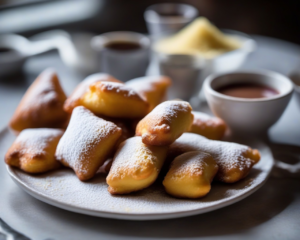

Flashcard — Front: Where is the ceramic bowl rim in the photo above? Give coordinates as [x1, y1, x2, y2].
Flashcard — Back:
[91, 31, 150, 51]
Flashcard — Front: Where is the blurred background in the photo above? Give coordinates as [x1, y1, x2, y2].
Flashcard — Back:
[1, 0, 300, 129]
[0, 0, 299, 44]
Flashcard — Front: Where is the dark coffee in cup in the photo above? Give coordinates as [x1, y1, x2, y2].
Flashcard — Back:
[0, 48, 12, 53]
[104, 42, 141, 51]
[91, 31, 150, 81]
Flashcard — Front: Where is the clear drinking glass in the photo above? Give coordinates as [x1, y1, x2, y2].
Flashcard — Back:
[156, 52, 206, 101]
[144, 3, 198, 41]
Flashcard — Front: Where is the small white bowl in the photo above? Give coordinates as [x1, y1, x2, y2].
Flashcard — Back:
[91, 31, 150, 81]
[204, 70, 294, 135]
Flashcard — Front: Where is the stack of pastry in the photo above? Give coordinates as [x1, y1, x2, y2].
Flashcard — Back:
[5, 69, 260, 199]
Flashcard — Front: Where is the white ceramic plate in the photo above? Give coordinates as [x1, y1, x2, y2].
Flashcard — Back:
[4, 129, 274, 221]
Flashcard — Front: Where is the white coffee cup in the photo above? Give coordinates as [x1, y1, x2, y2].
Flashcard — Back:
[91, 31, 150, 81]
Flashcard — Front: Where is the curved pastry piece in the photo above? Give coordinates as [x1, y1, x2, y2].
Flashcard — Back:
[5, 128, 63, 173]
[188, 111, 227, 140]
[168, 133, 260, 183]
[9, 69, 68, 133]
[81, 81, 149, 118]
[126, 76, 172, 111]
[55, 106, 122, 181]
[136, 100, 193, 146]
[64, 73, 121, 113]
[107, 136, 168, 194]
[163, 151, 218, 198]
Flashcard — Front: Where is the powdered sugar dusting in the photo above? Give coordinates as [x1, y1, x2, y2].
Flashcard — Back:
[98, 82, 137, 98]
[109, 137, 159, 179]
[55, 106, 120, 175]
[170, 151, 213, 178]
[14, 128, 64, 155]
[147, 100, 191, 126]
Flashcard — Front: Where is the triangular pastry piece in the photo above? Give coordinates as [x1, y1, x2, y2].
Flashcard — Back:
[5, 128, 63, 173]
[9, 69, 68, 133]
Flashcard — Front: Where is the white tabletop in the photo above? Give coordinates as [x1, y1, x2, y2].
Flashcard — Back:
[0, 35, 300, 240]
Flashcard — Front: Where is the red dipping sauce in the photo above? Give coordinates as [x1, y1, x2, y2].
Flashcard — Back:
[217, 83, 279, 99]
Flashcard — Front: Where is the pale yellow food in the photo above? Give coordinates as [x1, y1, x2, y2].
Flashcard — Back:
[55, 106, 122, 181]
[80, 81, 149, 118]
[126, 76, 172, 111]
[9, 69, 69, 133]
[107, 136, 168, 194]
[136, 100, 194, 146]
[5, 128, 63, 173]
[64, 73, 121, 113]
[154, 17, 241, 58]
[163, 151, 218, 198]
[167, 133, 260, 183]
[188, 111, 227, 140]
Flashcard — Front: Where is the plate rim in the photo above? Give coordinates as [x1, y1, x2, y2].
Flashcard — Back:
[6, 138, 274, 221]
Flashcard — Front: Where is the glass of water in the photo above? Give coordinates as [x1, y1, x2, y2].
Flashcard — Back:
[144, 3, 198, 41]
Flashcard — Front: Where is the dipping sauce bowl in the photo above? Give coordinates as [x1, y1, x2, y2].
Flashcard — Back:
[204, 70, 294, 135]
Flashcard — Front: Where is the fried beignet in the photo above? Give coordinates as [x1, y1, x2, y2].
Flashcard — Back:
[5, 128, 63, 173]
[126, 76, 172, 111]
[163, 151, 218, 198]
[107, 136, 168, 194]
[188, 111, 227, 140]
[168, 133, 260, 183]
[55, 106, 122, 181]
[9, 69, 68, 133]
[81, 81, 149, 118]
[136, 100, 193, 146]
[64, 73, 121, 113]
